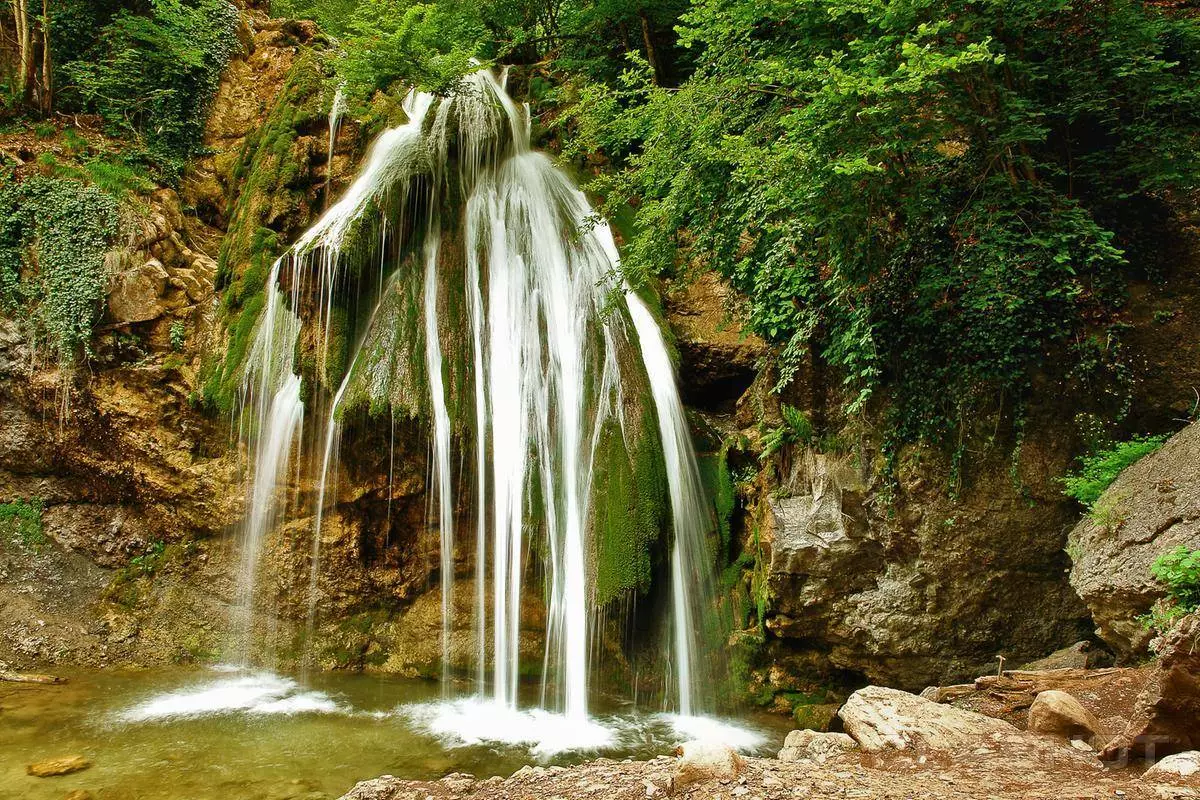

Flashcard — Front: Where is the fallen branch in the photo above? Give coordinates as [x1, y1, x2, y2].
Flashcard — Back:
[0, 670, 66, 684]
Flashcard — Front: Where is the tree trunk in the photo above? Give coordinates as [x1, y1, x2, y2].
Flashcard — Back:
[38, 0, 49, 113]
[11, 0, 32, 103]
[639, 11, 661, 86]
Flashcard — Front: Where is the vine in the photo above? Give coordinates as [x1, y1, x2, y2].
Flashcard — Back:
[0, 176, 120, 367]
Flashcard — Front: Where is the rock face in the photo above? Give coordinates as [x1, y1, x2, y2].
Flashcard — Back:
[839, 685, 1018, 753]
[761, 434, 1091, 691]
[663, 272, 766, 414]
[1027, 689, 1104, 744]
[1069, 422, 1200, 658]
[777, 729, 858, 764]
[1101, 614, 1200, 762]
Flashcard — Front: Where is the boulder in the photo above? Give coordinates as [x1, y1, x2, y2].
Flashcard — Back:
[107, 258, 170, 324]
[839, 685, 1017, 753]
[673, 741, 743, 789]
[1020, 641, 1104, 671]
[777, 729, 858, 764]
[1068, 422, 1200, 658]
[1143, 751, 1200, 783]
[1027, 690, 1104, 744]
[1101, 614, 1200, 762]
[26, 756, 91, 777]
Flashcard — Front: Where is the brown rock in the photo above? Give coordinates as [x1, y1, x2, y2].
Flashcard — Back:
[26, 756, 92, 777]
[777, 729, 858, 764]
[1027, 690, 1103, 744]
[1021, 641, 1103, 671]
[839, 686, 1017, 753]
[107, 258, 170, 324]
[1101, 614, 1200, 762]
[673, 740, 743, 789]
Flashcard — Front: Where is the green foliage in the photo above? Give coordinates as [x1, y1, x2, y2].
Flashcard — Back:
[1151, 546, 1200, 613]
[1062, 434, 1168, 508]
[760, 404, 813, 460]
[0, 498, 46, 551]
[169, 322, 187, 352]
[61, 0, 241, 177]
[563, 0, 1200, 447]
[0, 176, 120, 366]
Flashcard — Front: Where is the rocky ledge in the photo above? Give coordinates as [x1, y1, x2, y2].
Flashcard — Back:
[339, 678, 1200, 800]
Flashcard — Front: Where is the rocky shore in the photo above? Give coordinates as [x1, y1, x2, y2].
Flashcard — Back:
[339, 643, 1200, 800]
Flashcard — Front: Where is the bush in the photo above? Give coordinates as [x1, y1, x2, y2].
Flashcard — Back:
[1062, 434, 1169, 508]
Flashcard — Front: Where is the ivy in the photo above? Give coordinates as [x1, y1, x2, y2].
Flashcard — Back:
[0, 177, 120, 367]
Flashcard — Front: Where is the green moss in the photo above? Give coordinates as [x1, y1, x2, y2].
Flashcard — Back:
[0, 498, 45, 551]
[201, 52, 329, 412]
[589, 405, 670, 608]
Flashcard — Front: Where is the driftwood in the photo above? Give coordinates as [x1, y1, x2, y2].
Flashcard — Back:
[0, 670, 66, 685]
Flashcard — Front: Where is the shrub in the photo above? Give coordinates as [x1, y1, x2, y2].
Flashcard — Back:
[1151, 546, 1200, 613]
[169, 322, 187, 352]
[1062, 434, 1169, 508]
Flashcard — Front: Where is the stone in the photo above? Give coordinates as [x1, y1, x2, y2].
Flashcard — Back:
[777, 729, 858, 764]
[1027, 690, 1104, 744]
[1144, 751, 1200, 783]
[673, 741, 743, 789]
[63, 792, 95, 800]
[1102, 614, 1200, 763]
[107, 258, 170, 324]
[1021, 641, 1103, 671]
[1069, 422, 1200, 658]
[839, 686, 1018, 753]
[26, 756, 92, 777]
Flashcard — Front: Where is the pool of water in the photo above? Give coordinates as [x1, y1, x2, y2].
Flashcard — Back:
[0, 666, 789, 800]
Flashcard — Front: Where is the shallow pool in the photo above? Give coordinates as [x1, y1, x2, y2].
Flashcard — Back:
[0, 666, 787, 800]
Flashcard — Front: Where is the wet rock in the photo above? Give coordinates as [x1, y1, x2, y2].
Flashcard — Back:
[107, 259, 171, 324]
[839, 686, 1017, 753]
[673, 740, 743, 789]
[777, 729, 858, 764]
[26, 756, 92, 777]
[1027, 690, 1104, 744]
[1144, 751, 1200, 783]
[1102, 614, 1200, 762]
[1069, 422, 1200, 658]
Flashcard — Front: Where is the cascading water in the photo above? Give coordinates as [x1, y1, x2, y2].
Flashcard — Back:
[232, 260, 305, 665]
[232, 68, 729, 746]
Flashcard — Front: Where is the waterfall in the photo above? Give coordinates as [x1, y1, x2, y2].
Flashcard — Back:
[233, 68, 716, 726]
[233, 259, 305, 664]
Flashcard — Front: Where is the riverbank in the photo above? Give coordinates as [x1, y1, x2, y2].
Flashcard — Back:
[338, 750, 1173, 800]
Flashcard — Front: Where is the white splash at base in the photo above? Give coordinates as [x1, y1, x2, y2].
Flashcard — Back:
[400, 697, 617, 757]
[116, 669, 342, 723]
[661, 713, 769, 753]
